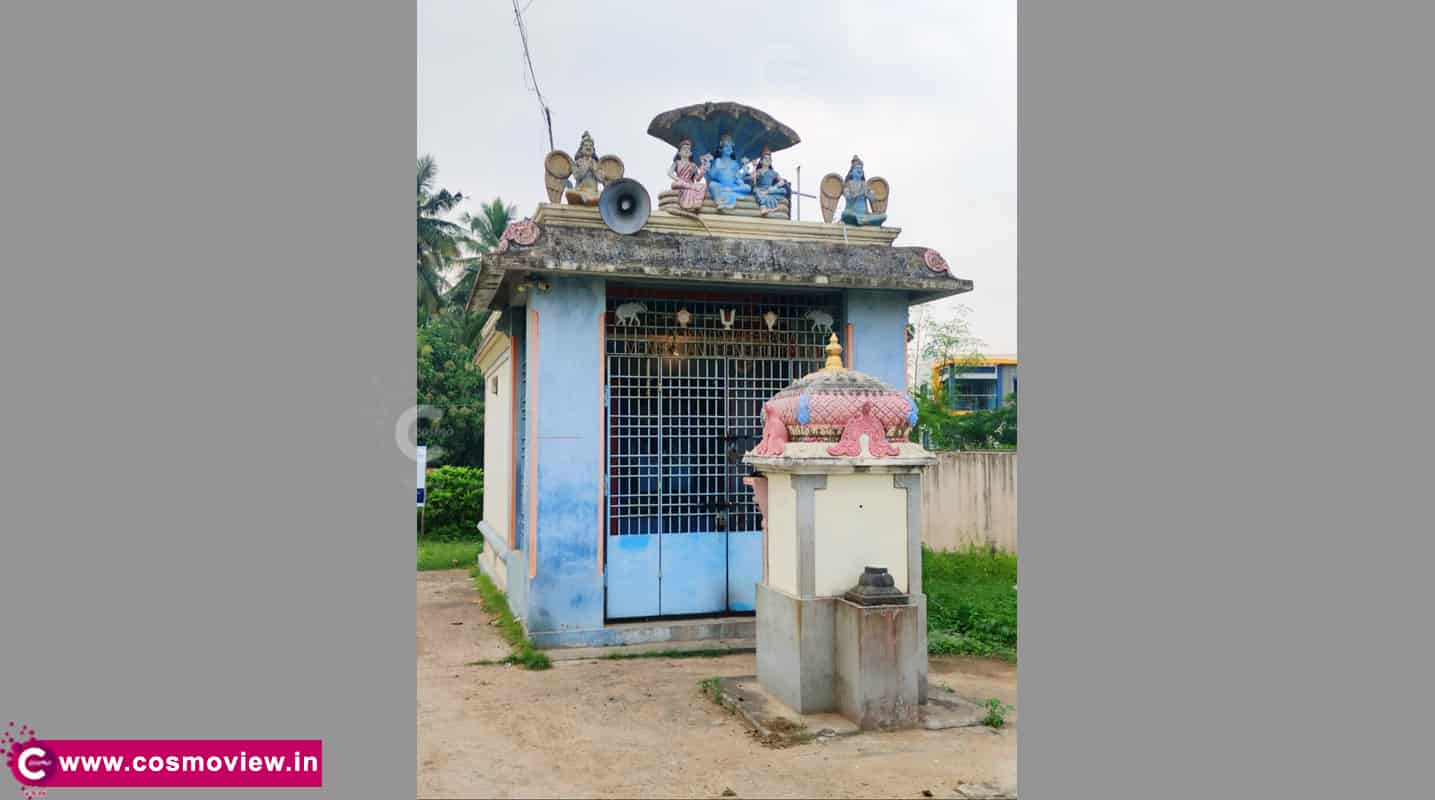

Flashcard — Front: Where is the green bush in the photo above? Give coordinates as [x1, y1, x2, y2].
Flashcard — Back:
[418, 466, 483, 540]
[923, 545, 1018, 661]
[909, 386, 1017, 451]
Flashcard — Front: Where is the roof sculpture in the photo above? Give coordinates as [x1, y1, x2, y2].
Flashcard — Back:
[646, 101, 801, 162]
[468, 100, 972, 314]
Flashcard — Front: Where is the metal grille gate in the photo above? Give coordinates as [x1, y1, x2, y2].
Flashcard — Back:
[604, 289, 838, 619]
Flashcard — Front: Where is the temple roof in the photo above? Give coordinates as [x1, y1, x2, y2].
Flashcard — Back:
[466, 205, 972, 312]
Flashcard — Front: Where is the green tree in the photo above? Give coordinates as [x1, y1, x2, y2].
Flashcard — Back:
[443, 198, 518, 340]
[909, 389, 1017, 451]
[920, 307, 984, 373]
[909, 304, 986, 403]
[416, 155, 471, 320]
[418, 314, 486, 467]
[465, 196, 517, 251]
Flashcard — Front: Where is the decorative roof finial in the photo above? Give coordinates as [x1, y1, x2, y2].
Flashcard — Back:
[823, 333, 845, 371]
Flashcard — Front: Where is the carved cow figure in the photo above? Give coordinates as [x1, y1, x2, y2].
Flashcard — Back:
[614, 302, 647, 326]
[803, 309, 834, 333]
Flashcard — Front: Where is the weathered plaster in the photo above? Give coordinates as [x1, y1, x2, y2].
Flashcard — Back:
[469, 218, 971, 313]
[524, 276, 607, 636]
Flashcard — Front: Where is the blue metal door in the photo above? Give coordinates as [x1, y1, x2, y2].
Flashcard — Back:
[604, 291, 834, 619]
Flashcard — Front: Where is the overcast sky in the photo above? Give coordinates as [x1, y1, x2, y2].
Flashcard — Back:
[418, 0, 1015, 353]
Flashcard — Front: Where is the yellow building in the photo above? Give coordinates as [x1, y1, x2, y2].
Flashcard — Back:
[929, 354, 1017, 414]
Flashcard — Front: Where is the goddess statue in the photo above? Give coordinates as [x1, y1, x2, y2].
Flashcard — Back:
[749, 147, 791, 216]
[667, 139, 709, 212]
[840, 155, 887, 226]
[705, 133, 754, 210]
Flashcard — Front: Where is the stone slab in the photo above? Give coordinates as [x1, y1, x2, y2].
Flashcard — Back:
[921, 684, 988, 730]
[744, 442, 936, 473]
[714, 676, 860, 748]
[714, 676, 992, 749]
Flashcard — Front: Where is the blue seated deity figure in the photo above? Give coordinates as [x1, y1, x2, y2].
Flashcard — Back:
[705, 133, 754, 210]
[840, 155, 887, 226]
[750, 147, 791, 216]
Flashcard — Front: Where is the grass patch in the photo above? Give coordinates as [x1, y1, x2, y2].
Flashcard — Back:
[698, 677, 724, 705]
[603, 648, 742, 661]
[924, 545, 1017, 662]
[981, 698, 1015, 728]
[470, 567, 551, 670]
[417, 536, 483, 571]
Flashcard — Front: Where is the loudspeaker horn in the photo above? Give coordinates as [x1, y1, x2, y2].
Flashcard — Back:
[598, 178, 651, 235]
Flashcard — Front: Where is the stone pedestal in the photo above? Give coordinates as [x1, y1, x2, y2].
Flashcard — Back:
[834, 598, 923, 729]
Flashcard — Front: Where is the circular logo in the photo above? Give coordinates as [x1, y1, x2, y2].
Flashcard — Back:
[10, 740, 57, 786]
[922, 249, 950, 274]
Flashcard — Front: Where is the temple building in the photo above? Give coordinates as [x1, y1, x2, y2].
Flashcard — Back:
[467, 102, 972, 648]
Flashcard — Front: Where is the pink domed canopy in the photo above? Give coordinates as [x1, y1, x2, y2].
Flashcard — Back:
[751, 335, 919, 458]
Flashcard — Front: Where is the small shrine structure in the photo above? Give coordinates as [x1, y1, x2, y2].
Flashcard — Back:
[468, 101, 971, 649]
[743, 335, 936, 728]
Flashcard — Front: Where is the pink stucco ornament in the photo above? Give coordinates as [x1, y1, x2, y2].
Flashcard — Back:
[495, 218, 540, 253]
[752, 403, 789, 456]
[827, 401, 901, 458]
[923, 249, 949, 274]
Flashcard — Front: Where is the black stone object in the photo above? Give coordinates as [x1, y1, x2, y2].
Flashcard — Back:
[843, 566, 910, 607]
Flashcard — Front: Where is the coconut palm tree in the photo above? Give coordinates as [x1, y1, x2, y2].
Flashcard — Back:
[445, 197, 517, 314]
[466, 197, 517, 251]
[436, 197, 519, 349]
[417, 155, 470, 319]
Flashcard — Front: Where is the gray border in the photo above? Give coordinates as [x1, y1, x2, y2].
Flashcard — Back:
[1023, 2, 1432, 797]
[0, 3, 414, 797]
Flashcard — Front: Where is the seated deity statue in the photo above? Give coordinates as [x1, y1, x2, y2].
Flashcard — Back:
[750, 147, 791, 216]
[705, 133, 754, 210]
[567, 131, 604, 204]
[543, 130, 624, 205]
[667, 139, 708, 212]
[840, 155, 888, 226]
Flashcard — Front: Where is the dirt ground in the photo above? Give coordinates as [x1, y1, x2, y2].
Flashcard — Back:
[417, 569, 1017, 799]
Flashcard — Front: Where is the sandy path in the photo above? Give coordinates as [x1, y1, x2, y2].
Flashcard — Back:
[417, 569, 1016, 799]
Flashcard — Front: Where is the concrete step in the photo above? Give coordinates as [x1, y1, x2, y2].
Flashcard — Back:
[602, 615, 755, 642]
[550, 637, 754, 662]
[532, 615, 756, 651]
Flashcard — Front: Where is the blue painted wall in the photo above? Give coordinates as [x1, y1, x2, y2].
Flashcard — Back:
[525, 276, 606, 635]
[845, 290, 909, 388]
[998, 364, 1017, 403]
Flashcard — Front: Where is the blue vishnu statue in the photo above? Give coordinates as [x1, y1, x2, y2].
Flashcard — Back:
[705, 133, 754, 209]
[840, 155, 887, 226]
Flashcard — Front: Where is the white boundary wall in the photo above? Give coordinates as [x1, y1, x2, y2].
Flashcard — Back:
[921, 451, 1017, 553]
